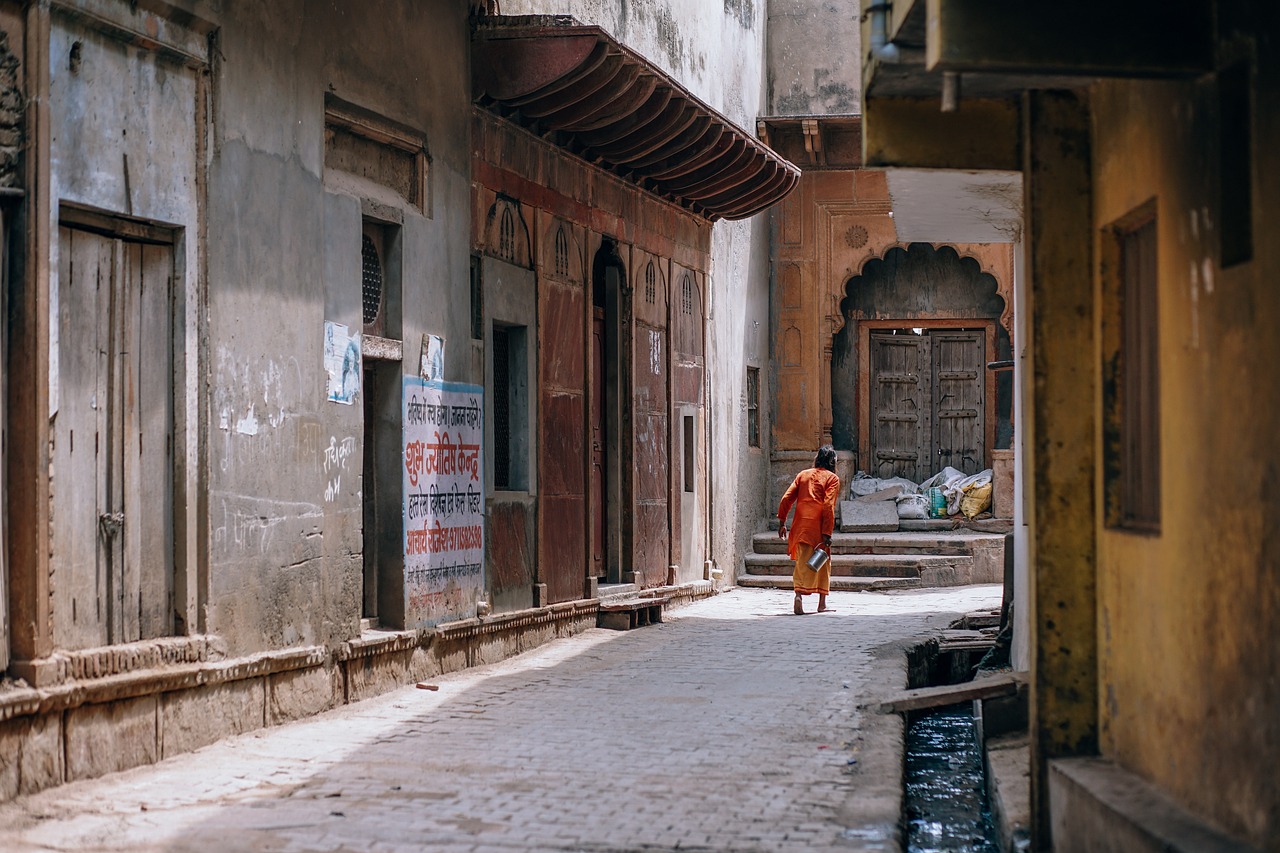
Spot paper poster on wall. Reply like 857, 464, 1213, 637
324, 321, 361, 404
420, 333, 445, 382
402, 377, 485, 628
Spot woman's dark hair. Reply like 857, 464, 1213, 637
814, 444, 837, 472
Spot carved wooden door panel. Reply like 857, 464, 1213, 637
870, 332, 930, 481
931, 331, 985, 475
54, 226, 174, 648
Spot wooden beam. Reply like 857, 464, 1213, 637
863, 95, 1019, 171
864, 672, 1023, 715
926, 0, 1213, 78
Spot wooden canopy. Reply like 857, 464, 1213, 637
473, 16, 800, 222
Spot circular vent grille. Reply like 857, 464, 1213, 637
361, 234, 383, 327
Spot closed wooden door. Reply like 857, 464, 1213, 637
869, 329, 985, 482
590, 307, 606, 579
931, 332, 985, 474
54, 226, 174, 648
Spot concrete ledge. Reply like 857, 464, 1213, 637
985, 734, 1030, 852
1049, 757, 1259, 853
0, 644, 326, 722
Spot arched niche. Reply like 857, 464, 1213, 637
483, 196, 532, 269
830, 242, 1013, 456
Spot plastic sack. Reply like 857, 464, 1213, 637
850, 471, 919, 500
896, 493, 929, 519
959, 482, 993, 519
919, 467, 966, 493
951, 469, 994, 517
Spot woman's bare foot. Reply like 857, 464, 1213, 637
794, 595, 804, 615
817, 595, 830, 612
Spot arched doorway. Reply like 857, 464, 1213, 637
591, 239, 628, 584
831, 243, 1012, 481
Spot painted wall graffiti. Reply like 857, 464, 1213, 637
322, 435, 356, 503
403, 377, 485, 628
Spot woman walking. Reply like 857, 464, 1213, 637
777, 445, 841, 615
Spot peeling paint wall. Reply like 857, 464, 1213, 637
766, 0, 860, 116
497, 0, 776, 578
201, 0, 472, 655
1090, 60, 1280, 847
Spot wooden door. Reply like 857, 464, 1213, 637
931, 331, 985, 474
54, 226, 174, 648
869, 328, 986, 482
590, 307, 606, 579
870, 332, 930, 481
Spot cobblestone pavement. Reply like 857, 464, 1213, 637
0, 585, 1001, 853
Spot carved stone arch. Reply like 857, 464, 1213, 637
542, 217, 584, 283
633, 252, 668, 327
483, 195, 532, 268
829, 241, 1014, 453
675, 270, 705, 358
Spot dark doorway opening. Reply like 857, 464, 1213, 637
591, 240, 628, 585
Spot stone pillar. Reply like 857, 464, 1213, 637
1022, 90, 1099, 850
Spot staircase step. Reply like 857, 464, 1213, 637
751, 531, 1002, 556
736, 575, 923, 592
744, 552, 967, 577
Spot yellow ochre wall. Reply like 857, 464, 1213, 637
1090, 65, 1280, 846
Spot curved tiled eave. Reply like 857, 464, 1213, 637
473, 19, 799, 222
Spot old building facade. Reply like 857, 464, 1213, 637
860, 0, 1280, 849
0, 0, 791, 797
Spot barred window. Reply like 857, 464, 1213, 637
554, 226, 570, 277
681, 274, 693, 315
499, 207, 516, 262
361, 233, 383, 329
645, 261, 656, 304
746, 367, 760, 448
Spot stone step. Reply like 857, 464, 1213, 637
743, 552, 985, 587
750, 531, 996, 557
735, 575, 923, 592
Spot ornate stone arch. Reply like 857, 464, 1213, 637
482, 195, 531, 268
541, 217, 584, 282
829, 241, 1014, 453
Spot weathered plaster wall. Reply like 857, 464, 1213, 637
205, 1, 472, 655
497, 0, 776, 578
1091, 67, 1280, 847
766, 0, 860, 116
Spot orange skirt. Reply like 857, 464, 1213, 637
792, 542, 830, 596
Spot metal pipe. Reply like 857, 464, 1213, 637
864, 3, 901, 64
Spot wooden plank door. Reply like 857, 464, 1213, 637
54, 226, 174, 648
869, 332, 931, 481
931, 331, 985, 475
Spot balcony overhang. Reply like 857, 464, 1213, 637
860, 0, 1214, 171
473, 16, 800, 222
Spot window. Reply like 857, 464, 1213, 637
746, 367, 760, 448
1103, 205, 1160, 532
499, 206, 516, 263
492, 324, 529, 491
1218, 61, 1252, 267
361, 232, 384, 331
493, 327, 512, 489
683, 415, 695, 493
645, 261, 656, 304
554, 226, 570, 277
470, 255, 483, 341
681, 273, 693, 315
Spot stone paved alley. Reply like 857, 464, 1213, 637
0, 586, 1001, 853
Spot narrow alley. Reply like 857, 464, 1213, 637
0, 586, 999, 853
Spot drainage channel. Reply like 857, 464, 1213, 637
903, 702, 999, 852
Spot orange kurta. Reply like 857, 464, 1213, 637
778, 467, 841, 557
